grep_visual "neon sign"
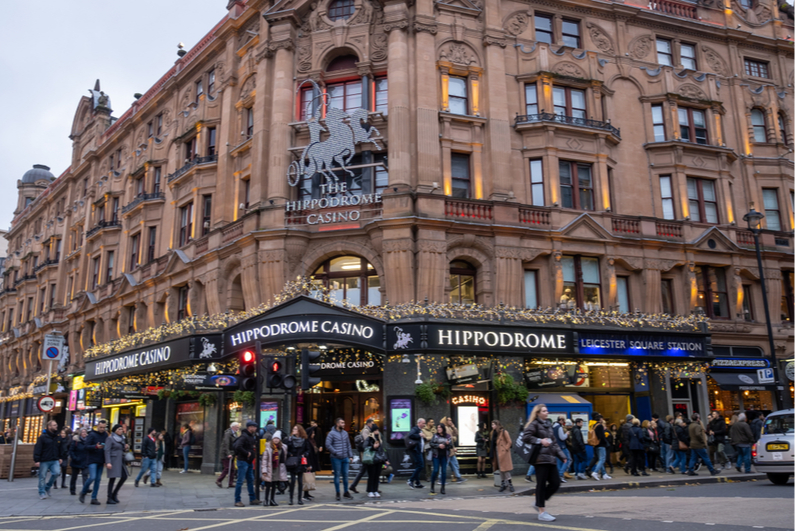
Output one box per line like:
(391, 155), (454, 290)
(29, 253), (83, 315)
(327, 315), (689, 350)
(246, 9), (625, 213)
(452, 395), (488, 406)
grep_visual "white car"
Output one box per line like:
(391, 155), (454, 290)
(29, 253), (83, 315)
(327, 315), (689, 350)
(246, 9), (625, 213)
(753, 408), (794, 485)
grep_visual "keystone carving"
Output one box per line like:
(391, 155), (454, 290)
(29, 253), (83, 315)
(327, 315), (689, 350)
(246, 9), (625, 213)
(701, 46), (728, 76)
(629, 35), (654, 60)
(439, 42), (478, 65)
(586, 22), (614, 54)
(553, 61), (586, 78)
(678, 84), (707, 100)
(503, 12), (530, 36)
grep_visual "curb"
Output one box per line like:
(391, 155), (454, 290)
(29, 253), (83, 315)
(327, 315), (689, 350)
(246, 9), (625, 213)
(515, 472), (768, 496)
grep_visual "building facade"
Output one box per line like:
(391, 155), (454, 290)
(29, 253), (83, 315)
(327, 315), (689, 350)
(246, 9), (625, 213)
(0, 0), (792, 470)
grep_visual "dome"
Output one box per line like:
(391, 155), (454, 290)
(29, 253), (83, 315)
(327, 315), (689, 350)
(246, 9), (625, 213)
(21, 164), (55, 184)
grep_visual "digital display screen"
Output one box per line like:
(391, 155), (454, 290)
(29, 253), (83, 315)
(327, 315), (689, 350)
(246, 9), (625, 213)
(260, 402), (278, 428)
(389, 398), (412, 441)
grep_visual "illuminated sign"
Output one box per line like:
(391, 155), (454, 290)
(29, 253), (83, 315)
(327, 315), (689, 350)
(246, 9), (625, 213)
(709, 358), (769, 369)
(451, 395), (488, 406)
(578, 333), (708, 358)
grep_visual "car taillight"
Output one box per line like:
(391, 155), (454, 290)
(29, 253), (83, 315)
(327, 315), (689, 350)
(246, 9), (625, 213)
(752, 444), (757, 458)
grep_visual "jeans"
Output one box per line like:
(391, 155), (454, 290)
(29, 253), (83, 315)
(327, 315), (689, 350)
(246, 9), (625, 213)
(38, 460), (60, 496)
(687, 447), (715, 473)
(82, 462), (104, 500)
(408, 450), (424, 485)
(156, 460), (164, 480)
(709, 443), (728, 467)
(448, 454), (462, 480)
(526, 465), (536, 478)
(673, 449), (687, 471)
(218, 456), (236, 487)
(735, 446), (752, 472)
(182, 445), (191, 472)
(135, 457), (158, 483)
(234, 459), (256, 503)
(593, 446), (607, 475)
(331, 457), (350, 494)
(661, 442), (672, 469)
(557, 448), (571, 477)
(572, 451), (587, 475)
(431, 454), (448, 485)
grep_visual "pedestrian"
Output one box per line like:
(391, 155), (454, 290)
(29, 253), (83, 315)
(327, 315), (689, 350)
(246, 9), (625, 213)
(729, 412), (754, 473)
(686, 413), (720, 476)
(750, 412), (765, 442)
(69, 428), (90, 495)
(552, 416), (570, 482)
(261, 430), (287, 506)
(569, 418), (587, 480)
(673, 418), (689, 473)
(628, 419), (649, 476)
(179, 424), (193, 474)
(262, 420), (277, 442)
(441, 417), (466, 483)
(590, 414), (611, 480)
(349, 418), (374, 494)
(217, 422), (240, 488)
(363, 424), (386, 498)
(606, 423), (618, 475)
(707, 411), (728, 470)
(303, 422), (320, 502)
(421, 419), (435, 481)
(55, 428), (71, 489)
(33, 420), (64, 500)
(80, 419), (108, 505)
(522, 404), (567, 522)
(135, 427), (159, 488)
(406, 418), (426, 490)
(285, 425), (311, 505)
(644, 420), (661, 471)
(104, 424), (129, 504)
(654, 413), (674, 473)
(429, 423), (451, 494)
(620, 415), (634, 473)
(325, 417), (353, 501)
(162, 429), (174, 469)
(475, 423), (490, 478)
(143, 431), (166, 486)
(233, 421), (262, 507)
(491, 420), (514, 493)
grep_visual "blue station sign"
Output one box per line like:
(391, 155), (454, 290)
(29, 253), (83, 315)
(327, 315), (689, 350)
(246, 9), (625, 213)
(578, 332), (709, 358)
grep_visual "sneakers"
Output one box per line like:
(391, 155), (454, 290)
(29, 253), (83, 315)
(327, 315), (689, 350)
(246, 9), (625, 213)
(387, 474), (394, 484)
(179, 470), (187, 474)
(456, 477), (467, 483)
(602, 473), (612, 480)
(374, 492), (381, 498)
(538, 512), (556, 522)
(710, 469), (721, 476)
(90, 499), (101, 505)
(368, 492), (376, 498)
(343, 491), (353, 499)
(591, 472), (601, 481)
(560, 477), (567, 483)
(235, 501), (245, 507)
(687, 471), (698, 476)
(407, 480), (415, 489)
(414, 483), (424, 488)
(40, 495), (48, 500)
(525, 476), (534, 483)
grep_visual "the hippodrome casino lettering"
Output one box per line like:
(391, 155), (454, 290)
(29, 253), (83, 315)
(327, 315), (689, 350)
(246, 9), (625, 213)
(229, 319), (375, 347)
(436, 329), (568, 350)
(451, 395), (487, 406)
(91, 346), (171, 377)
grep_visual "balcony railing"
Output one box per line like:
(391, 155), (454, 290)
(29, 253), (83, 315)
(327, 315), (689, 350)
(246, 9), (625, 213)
(166, 154), (217, 184)
(656, 221), (683, 239)
(121, 192), (165, 214)
(736, 230), (755, 246)
(445, 199), (493, 221)
(33, 259), (59, 273)
(648, 0), (698, 19)
(612, 217), (640, 235)
(515, 113), (621, 138)
(86, 219), (122, 238)
(519, 207), (550, 228)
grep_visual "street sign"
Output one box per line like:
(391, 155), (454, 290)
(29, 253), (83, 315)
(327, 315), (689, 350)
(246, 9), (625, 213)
(37, 396), (55, 413)
(757, 368), (775, 384)
(41, 334), (65, 361)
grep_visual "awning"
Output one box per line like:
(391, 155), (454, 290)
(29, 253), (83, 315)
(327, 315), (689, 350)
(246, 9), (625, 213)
(527, 393), (592, 405)
(709, 371), (776, 391)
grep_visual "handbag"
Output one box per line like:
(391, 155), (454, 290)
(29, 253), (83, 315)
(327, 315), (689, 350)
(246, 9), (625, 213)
(707, 434), (715, 445)
(405, 436), (418, 450)
(373, 447), (387, 465)
(362, 447), (375, 465)
(124, 451), (135, 463)
(516, 428), (542, 465)
(302, 471), (316, 491)
(678, 440), (688, 450)
(285, 456), (301, 469)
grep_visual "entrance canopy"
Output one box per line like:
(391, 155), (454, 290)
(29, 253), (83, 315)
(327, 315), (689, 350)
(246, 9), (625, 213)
(709, 371), (777, 391)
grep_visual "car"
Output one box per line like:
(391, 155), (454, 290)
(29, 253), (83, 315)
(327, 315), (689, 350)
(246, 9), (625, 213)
(752, 408), (794, 485)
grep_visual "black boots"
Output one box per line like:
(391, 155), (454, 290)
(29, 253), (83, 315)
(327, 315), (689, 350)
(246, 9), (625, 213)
(499, 481), (507, 492)
(107, 484), (117, 504)
(430, 480), (436, 493)
(508, 480), (515, 493)
(440, 484), (446, 495)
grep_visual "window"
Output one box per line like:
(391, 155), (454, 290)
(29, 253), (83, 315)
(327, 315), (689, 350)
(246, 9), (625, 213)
(553, 87), (586, 119)
(109, 154), (115, 172)
(763, 188), (781, 231)
(328, 80), (362, 113)
(680, 43), (697, 70)
(26, 297), (33, 322)
(449, 260), (476, 305)
(177, 285), (189, 320)
(54, 238), (61, 262)
(616, 276), (630, 313)
(92, 256), (100, 289)
(561, 255), (601, 310)
(660, 175), (675, 220)
(311, 256), (380, 306)
(155, 113), (163, 136)
(561, 19), (581, 48)
(535, 14), (553, 44)
(374, 77), (388, 113)
(695, 265), (729, 319)
(245, 107), (254, 137)
(49, 283), (55, 310)
(742, 285), (754, 321)
(328, 0), (355, 20)
(195, 79), (203, 103)
(111, 197), (119, 222)
(152, 167), (161, 193)
(185, 137), (197, 162)
(652, 104), (666, 142)
(782, 272), (794, 321)
(661, 279), (674, 314)
(96, 204), (105, 224)
(39, 287), (46, 314)
(656, 39), (673, 66)
(179, 202), (193, 247)
(744, 58), (770, 78)
(115, 149), (122, 169)
(299, 86), (315, 121)
(202, 195), (212, 236)
(83, 178), (88, 197)
(448, 77), (468, 115)
(65, 277), (72, 305)
(524, 270), (538, 308)
(147, 121), (153, 138)
(147, 227), (157, 263)
(451, 153), (471, 199)
(6, 309), (12, 331)
(129, 233), (140, 270)
(105, 251), (114, 283)
(529, 159), (544, 206)
(207, 127), (217, 157)
(243, 179), (251, 209)
(751, 109), (767, 142)
(208, 69), (215, 95)
(128, 306), (136, 335)
(525, 83), (538, 115)
(135, 176), (145, 197)
(679, 108), (708, 144)
(779, 113), (788, 145)
(559, 161), (594, 210)
(687, 178), (718, 223)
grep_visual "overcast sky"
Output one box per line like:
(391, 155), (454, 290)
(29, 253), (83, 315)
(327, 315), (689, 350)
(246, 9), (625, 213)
(0, 0), (227, 233)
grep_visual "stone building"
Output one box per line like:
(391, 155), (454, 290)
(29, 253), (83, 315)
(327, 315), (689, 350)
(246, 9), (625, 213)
(0, 0), (792, 469)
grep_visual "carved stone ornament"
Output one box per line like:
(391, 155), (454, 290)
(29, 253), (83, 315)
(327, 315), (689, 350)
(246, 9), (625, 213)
(382, 239), (414, 253)
(239, 74), (256, 97)
(383, 19), (409, 33)
(552, 61), (586, 78)
(414, 21), (438, 34)
(297, 45), (312, 73)
(701, 46), (727, 76)
(309, 4), (332, 32)
(439, 42), (478, 65)
(503, 12), (530, 36)
(267, 40), (295, 56)
(678, 83), (707, 100)
(349, 0), (374, 25)
(586, 22), (614, 54)
(483, 33), (507, 47)
(417, 241), (447, 254)
(371, 32), (388, 62)
(629, 35), (654, 60)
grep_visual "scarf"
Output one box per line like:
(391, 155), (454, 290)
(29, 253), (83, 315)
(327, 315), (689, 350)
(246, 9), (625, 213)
(112, 433), (124, 443)
(271, 441), (280, 467)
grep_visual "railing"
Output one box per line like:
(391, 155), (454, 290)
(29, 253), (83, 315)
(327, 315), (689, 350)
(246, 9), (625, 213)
(648, 0), (698, 19)
(656, 221), (683, 239)
(166, 155), (217, 184)
(736, 230), (755, 246)
(515, 113), (621, 138)
(519, 207), (550, 227)
(612, 217), (640, 235)
(121, 192), (165, 214)
(86, 220), (122, 238)
(222, 220), (244, 242)
(33, 259), (58, 273)
(195, 154), (217, 165)
(14, 274), (36, 286)
(445, 199), (493, 221)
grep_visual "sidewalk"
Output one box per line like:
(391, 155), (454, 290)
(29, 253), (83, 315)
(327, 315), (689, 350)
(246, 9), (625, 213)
(0, 467), (767, 516)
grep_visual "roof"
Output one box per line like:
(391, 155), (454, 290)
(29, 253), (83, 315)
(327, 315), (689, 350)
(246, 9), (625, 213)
(21, 164), (55, 185)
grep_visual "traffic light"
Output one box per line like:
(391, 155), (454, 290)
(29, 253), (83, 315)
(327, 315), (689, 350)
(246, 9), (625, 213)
(262, 356), (296, 390)
(239, 349), (257, 391)
(301, 349), (322, 390)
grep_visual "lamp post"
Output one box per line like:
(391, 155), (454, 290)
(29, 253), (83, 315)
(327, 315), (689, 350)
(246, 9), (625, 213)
(742, 206), (784, 410)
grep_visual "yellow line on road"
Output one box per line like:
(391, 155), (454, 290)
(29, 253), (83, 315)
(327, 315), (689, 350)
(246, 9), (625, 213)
(185, 507), (305, 531)
(473, 520), (500, 531)
(321, 510), (394, 531)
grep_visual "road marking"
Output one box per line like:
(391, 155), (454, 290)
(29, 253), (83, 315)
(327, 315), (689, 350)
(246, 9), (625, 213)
(55, 510), (195, 531)
(473, 521), (499, 531)
(321, 510), (394, 531)
(182, 507), (305, 531)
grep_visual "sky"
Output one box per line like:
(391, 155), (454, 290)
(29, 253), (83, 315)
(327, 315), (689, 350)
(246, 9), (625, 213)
(0, 0), (228, 232)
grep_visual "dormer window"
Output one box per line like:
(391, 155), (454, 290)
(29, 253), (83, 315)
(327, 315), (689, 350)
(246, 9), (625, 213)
(328, 0), (355, 20)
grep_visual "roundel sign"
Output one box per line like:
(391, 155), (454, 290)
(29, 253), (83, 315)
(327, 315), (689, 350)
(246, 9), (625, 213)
(45, 347), (59, 360)
(37, 396), (56, 413)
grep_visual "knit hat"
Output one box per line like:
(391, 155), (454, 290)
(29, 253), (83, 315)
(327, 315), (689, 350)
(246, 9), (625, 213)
(565, 419), (573, 427)
(246, 421), (258, 428)
(272, 430), (283, 440)
(625, 414), (634, 422)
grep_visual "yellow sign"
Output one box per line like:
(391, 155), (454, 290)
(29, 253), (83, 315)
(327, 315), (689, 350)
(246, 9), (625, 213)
(451, 395), (487, 406)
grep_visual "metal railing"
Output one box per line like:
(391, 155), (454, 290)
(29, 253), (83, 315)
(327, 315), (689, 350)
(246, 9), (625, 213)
(86, 220), (122, 237)
(33, 259), (58, 273)
(166, 154), (217, 184)
(121, 192), (165, 214)
(515, 113), (621, 138)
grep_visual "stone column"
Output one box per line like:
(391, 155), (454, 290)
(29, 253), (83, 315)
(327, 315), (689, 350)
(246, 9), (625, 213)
(201, 397), (222, 475)
(552, 251), (564, 303)
(214, 39), (239, 227)
(413, 12), (440, 191)
(482, 33), (512, 199)
(494, 247), (524, 307)
(643, 266), (662, 314)
(240, 253), (261, 310)
(382, 233), (415, 304)
(384, 6), (411, 189)
(416, 236), (447, 302)
(266, 37), (296, 204)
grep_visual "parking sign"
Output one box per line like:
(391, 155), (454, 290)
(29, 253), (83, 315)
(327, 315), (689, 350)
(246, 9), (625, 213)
(757, 368), (774, 384)
(41, 334), (65, 361)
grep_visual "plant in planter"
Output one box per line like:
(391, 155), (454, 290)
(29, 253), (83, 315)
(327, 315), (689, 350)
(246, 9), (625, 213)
(414, 381), (437, 405)
(493, 373), (529, 406)
(198, 393), (217, 408)
(156, 389), (172, 401)
(233, 390), (255, 407)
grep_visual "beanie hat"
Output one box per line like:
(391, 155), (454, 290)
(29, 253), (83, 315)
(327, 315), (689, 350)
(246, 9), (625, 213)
(625, 414), (634, 422)
(272, 430), (283, 440)
(246, 421), (258, 428)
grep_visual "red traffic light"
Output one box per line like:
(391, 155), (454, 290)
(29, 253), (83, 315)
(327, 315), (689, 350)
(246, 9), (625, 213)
(242, 351), (255, 363)
(272, 361), (281, 372)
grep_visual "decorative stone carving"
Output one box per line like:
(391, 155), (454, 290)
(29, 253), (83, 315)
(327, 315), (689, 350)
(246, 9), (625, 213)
(239, 74), (256, 97)
(439, 42), (478, 65)
(503, 12), (530, 36)
(678, 83), (706, 100)
(586, 22), (614, 54)
(371, 32), (388, 62)
(297, 45), (312, 73)
(309, 3), (331, 31)
(349, 0), (374, 25)
(383, 19), (409, 33)
(382, 239), (414, 253)
(552, 61), (586, 78)
(629, 35), (654, 60)
(417, 241), (447, 253)
(701, 46), (728, 76)
(483, 34), (507, 47)
(267, 40), (295, 56)
(414, 21), (438, 34)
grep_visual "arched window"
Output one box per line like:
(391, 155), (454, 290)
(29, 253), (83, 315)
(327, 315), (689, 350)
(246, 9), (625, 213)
(449, 260), (476, 305)
(779, 112), (788, 146)
(751, 108), (767, 142)
(312, 256), (380, 306)
(328, 0), (355, 20)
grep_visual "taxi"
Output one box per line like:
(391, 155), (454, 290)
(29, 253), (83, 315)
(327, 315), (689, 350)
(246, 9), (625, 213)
(753, 408), (794, 485)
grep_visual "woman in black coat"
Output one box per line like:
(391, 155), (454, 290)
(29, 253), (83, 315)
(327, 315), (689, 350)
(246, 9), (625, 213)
(523, 404), (568, 523)
(285, 425), (312, 506)
(628, 419), (649, 477)
(68, 428), (90, 495)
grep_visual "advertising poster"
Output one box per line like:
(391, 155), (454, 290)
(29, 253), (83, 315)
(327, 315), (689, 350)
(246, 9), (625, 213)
(457, 406), (479, 447)
(260, 401), (278, 427)
(389, 398), (412, 441)
(175, 402), (204, 453)
(525, 365), (572, 389)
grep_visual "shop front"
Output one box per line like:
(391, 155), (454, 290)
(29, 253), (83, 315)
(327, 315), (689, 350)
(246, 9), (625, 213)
(68, 374), (103, 431)
(707, 354), (777, 419)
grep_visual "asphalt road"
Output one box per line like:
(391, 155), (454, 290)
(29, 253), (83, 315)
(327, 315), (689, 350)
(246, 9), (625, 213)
(0, 481), (790, 531)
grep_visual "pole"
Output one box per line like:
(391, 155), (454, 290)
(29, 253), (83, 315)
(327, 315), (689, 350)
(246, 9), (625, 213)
(254, 340), (262, 501)
(752, 229), (784, 410)
(7, 422), (19, 482)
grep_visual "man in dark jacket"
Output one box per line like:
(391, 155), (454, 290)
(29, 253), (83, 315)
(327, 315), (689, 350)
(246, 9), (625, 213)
(707, 411), (728, 469)
(652, 413), (673, 472)
(135, 428), (159, 488)
(686, 413), (720, 476)
(233, 421), (261, 507)
(217, 422), (240, 488)
(570, 418), (587, 480)
(325, 417), (354, 500)
(80, 420), (108, 505)
(750, 413), (765, 442)
(405, 419), (426, 490)
(34, 420), (64, 499)
(620, 415), (634, 473)
(730, 413), (755, 473)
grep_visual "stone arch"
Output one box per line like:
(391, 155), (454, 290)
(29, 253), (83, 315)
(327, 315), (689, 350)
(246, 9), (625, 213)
(605, 74), (646, 98)
(318, 46), (363, 72)
(436, 39), (481, 67)
(446, 246), (493, 306)
(228, 274), (245, 312)
(300, 239), (384, 281)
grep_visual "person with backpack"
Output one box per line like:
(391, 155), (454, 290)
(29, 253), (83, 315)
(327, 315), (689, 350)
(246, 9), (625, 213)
(179, 424), (195, 474)
(349, 418), (373, 494)
(628, 419), (649, 476)
(569, 418), (587, 480)
(522, 404), (567, 522)
(591, 414), (611, 480)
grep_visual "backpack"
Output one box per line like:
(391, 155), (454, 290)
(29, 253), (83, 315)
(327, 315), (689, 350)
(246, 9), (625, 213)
(587, 424), (599, 446)
(189, 431), (197, 446)
(354, 434), (365, 453)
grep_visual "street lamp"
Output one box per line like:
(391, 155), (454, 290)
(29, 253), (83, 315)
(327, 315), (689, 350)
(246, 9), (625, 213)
(742, 206), (784, 409)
